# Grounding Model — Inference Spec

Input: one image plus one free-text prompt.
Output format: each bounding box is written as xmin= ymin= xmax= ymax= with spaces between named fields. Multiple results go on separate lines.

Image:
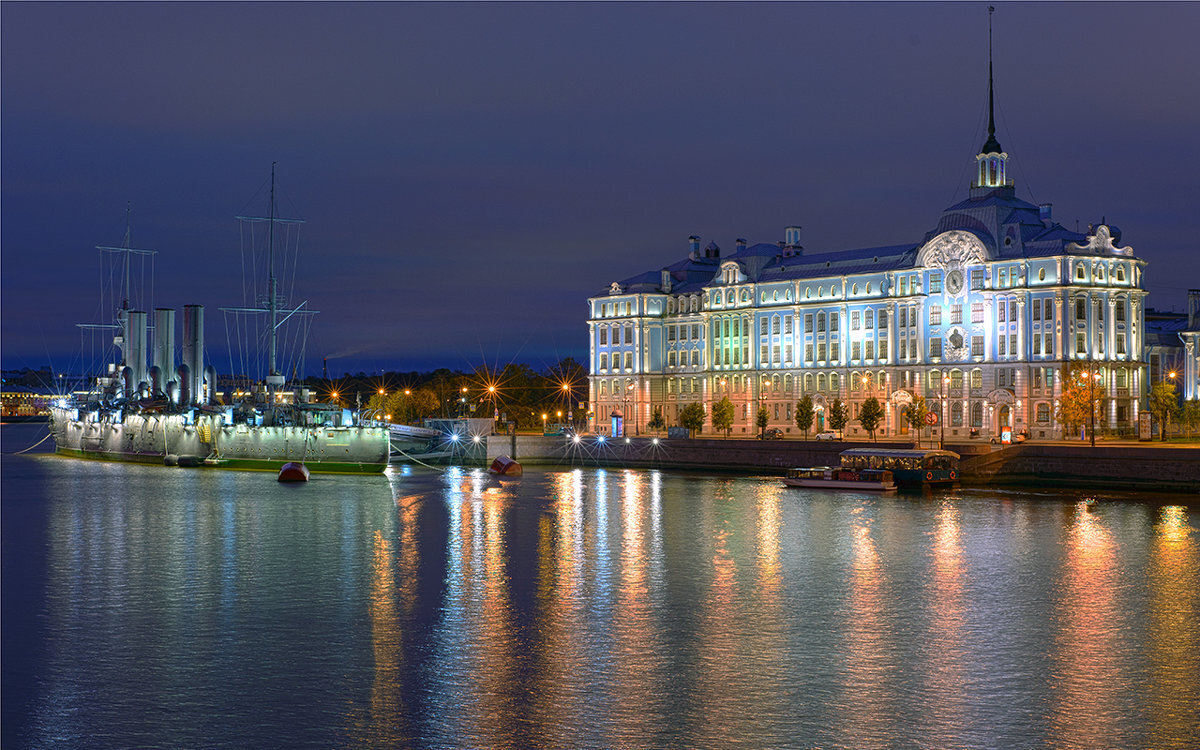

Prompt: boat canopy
xmin=839 ymin=448 xmax=960 ymax=471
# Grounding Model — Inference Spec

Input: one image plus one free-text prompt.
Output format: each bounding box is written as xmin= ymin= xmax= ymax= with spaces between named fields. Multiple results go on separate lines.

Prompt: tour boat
xmin=48 ymin=168 xmax=389 ymax=474
xmin=837 ymin=448 xmax=960 ymax=487
xmin=783 ymin=466 xmax=897 ymax=491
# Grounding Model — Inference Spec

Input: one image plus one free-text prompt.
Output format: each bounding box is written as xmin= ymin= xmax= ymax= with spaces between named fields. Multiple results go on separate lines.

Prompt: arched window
xmin=772 ymin=375 xmax=781 ymax=392
xmin=950 ymin=369 xmax=963 ymax=389
xmin=970 ymin=368 xmax=983 ymax=389
xmin=600 ymin=380 xmax=608 ymax=396
xmin=817 ymin=373 xmax=827 ymax=391
xmin=971 ymin=402 xmax=983 ymax=427
xmin=952 ymin=402 xmax=963 ymax=427
xmin=772 ymin=314 xmax=781 ymax=334
xmin=784 ymin=374 xmax=793 ymax=392
xmin=1116 ymin=267 xmax=1125 ymax=282
xmin=804 ymin=373 xmax=814 ymax=392
xmin=850 ymin=371 xmax=860 ymax=391
xmin=829 ymin=372 xmax=840 ymax=391
xmin=1076 ymin=264 xmax=1085 ymax=280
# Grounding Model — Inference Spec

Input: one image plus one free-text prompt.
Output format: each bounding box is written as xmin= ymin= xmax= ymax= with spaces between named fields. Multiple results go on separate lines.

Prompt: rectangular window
xmin=600 ymin=328 xmax=608 ymax=345
xmin=1046 ymin=369 xmax=1054 ymax=389
xmin=1044 ymin=333 xmax=1052 ymax=356
xmin=1009 ymin=300 xmax=1017 ymax=322
xmin=1117 ymin=368 xmax=1128 ymax=387
xmin=626 ymin=324 xmax=634 ymax=343
xmin=878 ymin=340 xmax=887 ymax=360
xmin=972 ymin=303 xmax=984 ymax=323
xmin=865 ymin=310 xmax=874 ymax=329
xmin=852 ymin=341 xmax=861 ymax=360
xmin=784 ymin=316 xmax=793 ymax=334
xmin=760 ymin=345 xmax=768 ymax=364
xmin=1034 ymin=335 xmax=1042 ymax=355
xmin=929 ymin=272 xmax=943 ymax=294
xmin=817 ymin=343 xmax=827 ymax=362
xmin=817 ymin=315 xmax=826 ymax=333
xmin=1010 ymin=334 xmax=1017 ymax=356
xmin=830 ymin=342 xmax=840 ymax=361
xmin=805 ymin=343 xmax=814 ymax=362
xmin=1076 ymin=332 xmax=1086 ymax=354
xmin=830 ymin=314 xmax=839 ymax=332
xmin=999 ymin=335 xmax=1007 ymax=356
xmin=1033 ymin=301 xmax=1041 ymax=321
xmin=772 ymin=317 xmax=780 ymax=334
xmin=1033 ymin=367 xmax=1043 ymax=388
xmin=998 ymin=368 xmax=1008 ymax=387
xmin=805 ymin=314 xmax=813 ymax=333
xmin=999 ymin=269 xmax=1007 ymax=288
xmin=879 ymin=310 xmax=888 ymax=329
xmin=851 ymin=311 xmax=861 ymax=330
xmin=1076 ymin=299 xmax=1086 ymax=320
xmin=785 ymin=344 xmax=793 ymax=363
xmin=1117 ymin=333 xmax=1126 ymax=355
xmin=971 ymin=269 xmax=984 ymax=290
xmin=761 ymin=318 xmax=769 ymax=335
xmin=900 ymin=276 xmax=909 ymax=295
xmin=970 ymin=369 xmax=983 ymax=389
xmin=930 ymin=307 xmax=942 ymax=326
xmin=866 ymin=341 xmax=876 ymax=360
xmin=667 ymin=327 xmax=676 ymax=342
xmin=898 ymin=307 xmax=907 ymax=328
xmin=972 ymin=335 xmax=983 ymax=357
xmin=1044 ymin=299 xmax=1054 ymax=321
xmin=900 ymin=339 xmax=907 ymax=359
xmin=1116 ymin=304 xmax=1125 ymax=323
xmin=999 ymin=303 xmax=1006 ymax=323
xmin=930 ymin=338 xmax=942 ymax=359
xmin=951 ymin=304 xmax=963 ymax=324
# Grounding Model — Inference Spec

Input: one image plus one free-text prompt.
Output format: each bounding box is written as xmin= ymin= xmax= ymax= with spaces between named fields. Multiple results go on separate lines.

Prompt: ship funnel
xmin=182 ymin=305 xmax=204 ymax=405
xmin=148 ymin=365 xmax=163 ymax=397
xmin=127 ymin=310 xmax=148 ymax=393
xmin=176 ymin=363 xmax=191 ymax=407
xmin=154 ymin=308 xmax=175 ymax=385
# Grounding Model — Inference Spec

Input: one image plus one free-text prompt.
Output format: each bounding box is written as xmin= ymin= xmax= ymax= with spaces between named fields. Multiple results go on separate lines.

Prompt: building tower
xmin=973 ymin=7 xmax=1009 ymax=191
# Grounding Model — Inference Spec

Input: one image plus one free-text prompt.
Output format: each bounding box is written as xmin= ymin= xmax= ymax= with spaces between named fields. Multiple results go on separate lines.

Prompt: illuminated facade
xmin=586 ymin=82 xmax=1152 ymax=440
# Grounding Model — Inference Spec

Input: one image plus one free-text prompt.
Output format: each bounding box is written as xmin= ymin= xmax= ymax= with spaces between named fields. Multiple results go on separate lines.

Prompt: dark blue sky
xmin=4 ymin=2 xmax=1198 ymax=378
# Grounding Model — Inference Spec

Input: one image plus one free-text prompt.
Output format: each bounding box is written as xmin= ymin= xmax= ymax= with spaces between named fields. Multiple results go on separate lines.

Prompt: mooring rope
xmin=10 ymin=431 xmax=54 ymax=454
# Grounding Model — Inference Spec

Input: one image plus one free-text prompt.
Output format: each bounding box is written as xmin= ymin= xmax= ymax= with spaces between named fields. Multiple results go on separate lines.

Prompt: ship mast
xmin=268 ymin=163 xmax=279 ymax=384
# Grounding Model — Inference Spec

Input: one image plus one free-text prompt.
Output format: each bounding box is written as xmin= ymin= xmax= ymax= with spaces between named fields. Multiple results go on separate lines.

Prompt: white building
xmin=587 ymin=68 xmax=1152 ymax=440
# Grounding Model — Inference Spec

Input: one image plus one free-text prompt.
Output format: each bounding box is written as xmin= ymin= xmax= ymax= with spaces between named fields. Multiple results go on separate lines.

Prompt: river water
xmin=3 ymin=423 xmax=1198 ymax=748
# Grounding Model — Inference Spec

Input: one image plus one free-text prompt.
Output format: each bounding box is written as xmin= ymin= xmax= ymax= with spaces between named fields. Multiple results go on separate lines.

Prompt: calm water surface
xmin=3 ymin=424 xmax=1198 ymax=748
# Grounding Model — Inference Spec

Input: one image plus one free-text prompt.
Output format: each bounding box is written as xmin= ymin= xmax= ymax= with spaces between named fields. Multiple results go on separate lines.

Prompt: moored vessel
xmin=49 ymin=169 xmax=388 ymax=473
xmin=783 ymin=465 xmax=897 ymax=491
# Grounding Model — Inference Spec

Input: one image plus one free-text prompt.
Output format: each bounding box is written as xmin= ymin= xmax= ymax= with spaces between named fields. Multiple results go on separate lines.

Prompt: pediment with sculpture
xmin=917 ymin=230 xmax=991 ymax=271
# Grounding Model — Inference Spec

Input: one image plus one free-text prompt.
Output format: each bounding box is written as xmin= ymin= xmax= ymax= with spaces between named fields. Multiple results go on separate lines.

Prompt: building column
xmin=915 ymin=302 xmax=925 ymax=364
xmin=888 ymin=301 xmax=898 ymax=365
xmin=1107 ymin=297 xmax=1117 ymax=362
xmin=1017 ymin=297 xmax=1027 ymax=361
xmin=983 ymin=292 xmax=995 ymax=361
xmin=1056 ymin=293 xmax=1066 ymax=361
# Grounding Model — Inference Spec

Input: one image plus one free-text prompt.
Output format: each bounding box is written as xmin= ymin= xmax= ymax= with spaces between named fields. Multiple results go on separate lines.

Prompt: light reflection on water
xmin=3 ymin=452 xmax=1199 ymax=748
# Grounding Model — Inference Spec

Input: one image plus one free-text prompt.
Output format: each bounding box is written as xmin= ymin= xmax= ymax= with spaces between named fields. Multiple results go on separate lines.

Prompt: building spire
xmin=981 ymin=6 xmax=1003 ymax=154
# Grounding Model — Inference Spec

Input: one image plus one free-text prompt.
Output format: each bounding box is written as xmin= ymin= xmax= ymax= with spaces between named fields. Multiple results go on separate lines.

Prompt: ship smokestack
xmin=127 ymin=310 xmax=148 ymax=394
xmin=154 ymin=308 xmax=175 ymax=387
xmin=182 ymin=305 xmax=204 ymax=406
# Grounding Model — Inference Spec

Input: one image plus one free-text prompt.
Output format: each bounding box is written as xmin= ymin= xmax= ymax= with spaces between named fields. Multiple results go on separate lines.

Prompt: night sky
xmin=3 ymin=2 xmax=1198 ymax=378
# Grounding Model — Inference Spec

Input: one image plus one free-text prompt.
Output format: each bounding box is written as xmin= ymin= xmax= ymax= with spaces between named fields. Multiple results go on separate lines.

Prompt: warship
xmin=49 ymin=168 xmax=389 ymax=473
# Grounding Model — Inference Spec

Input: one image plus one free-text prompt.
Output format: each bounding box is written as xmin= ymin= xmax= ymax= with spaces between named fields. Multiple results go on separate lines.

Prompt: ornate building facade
xmin=586 ymin=78 xmax=1153 ymax=440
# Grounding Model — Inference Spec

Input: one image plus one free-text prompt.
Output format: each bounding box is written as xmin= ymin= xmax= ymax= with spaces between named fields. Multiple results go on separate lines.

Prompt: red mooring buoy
xmin=278 ymin=462 xmax=310 ymax=482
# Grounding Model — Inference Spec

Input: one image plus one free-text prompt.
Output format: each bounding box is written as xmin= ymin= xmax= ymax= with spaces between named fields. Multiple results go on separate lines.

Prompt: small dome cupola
xmin=973 ymin=7 xmax=1010 ymax=190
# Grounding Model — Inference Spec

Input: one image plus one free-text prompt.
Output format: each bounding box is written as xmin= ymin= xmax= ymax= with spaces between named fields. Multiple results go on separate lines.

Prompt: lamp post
xmin=403 ymin=389 xmax=411 ymax=424
xmin=940 ymin=375 xmax=949 ymax=451
xmin=1089 ymin=366 xmax=1103 ymax=447
xmin=625 ymin=380 xmax=637 ymax=435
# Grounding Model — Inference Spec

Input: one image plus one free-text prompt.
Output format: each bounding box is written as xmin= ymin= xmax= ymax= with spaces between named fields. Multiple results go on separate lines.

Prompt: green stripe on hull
xmin=55 ymin=447 xmax=386 ymax=474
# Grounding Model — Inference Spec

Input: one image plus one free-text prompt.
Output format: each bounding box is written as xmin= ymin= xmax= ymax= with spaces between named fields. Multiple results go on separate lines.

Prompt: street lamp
xmin=940 ymin=375 xmax=949 ymax=451
xmin=1089 ymin=367 xmax=1103 ymax=447
xmin=541 ymin=412 xmax=548 ymax=435
xmin=626 ymin=380 xmax=638 ymax=435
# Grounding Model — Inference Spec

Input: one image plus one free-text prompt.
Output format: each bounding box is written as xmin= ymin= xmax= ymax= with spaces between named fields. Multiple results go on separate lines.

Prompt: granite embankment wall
xmin=483 ymin=434 xmax=1200 ymax=492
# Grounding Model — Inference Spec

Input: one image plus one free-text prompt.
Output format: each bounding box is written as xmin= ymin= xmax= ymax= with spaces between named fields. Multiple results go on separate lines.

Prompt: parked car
xmin=815 ymin=431 xmax=841 ymax=441
xmin=762 ymin=427 xmax=784 ymax=440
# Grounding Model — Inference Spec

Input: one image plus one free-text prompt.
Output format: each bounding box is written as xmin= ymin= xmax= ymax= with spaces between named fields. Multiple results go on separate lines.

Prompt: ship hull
xmin=50 ymin=408 xmax=389 ymax=474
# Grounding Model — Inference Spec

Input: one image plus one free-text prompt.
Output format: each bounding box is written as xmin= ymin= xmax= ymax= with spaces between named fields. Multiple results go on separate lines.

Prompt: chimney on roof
xmin=661 ymin=268 xmax=672 ymax=293
xmin=688 ymin=235 xmax=700 ymax=259
xmin=1039 ymin=203 xmax=1053 ymax=223
xmin=735 ymin=238 xmax=746 ymax=252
